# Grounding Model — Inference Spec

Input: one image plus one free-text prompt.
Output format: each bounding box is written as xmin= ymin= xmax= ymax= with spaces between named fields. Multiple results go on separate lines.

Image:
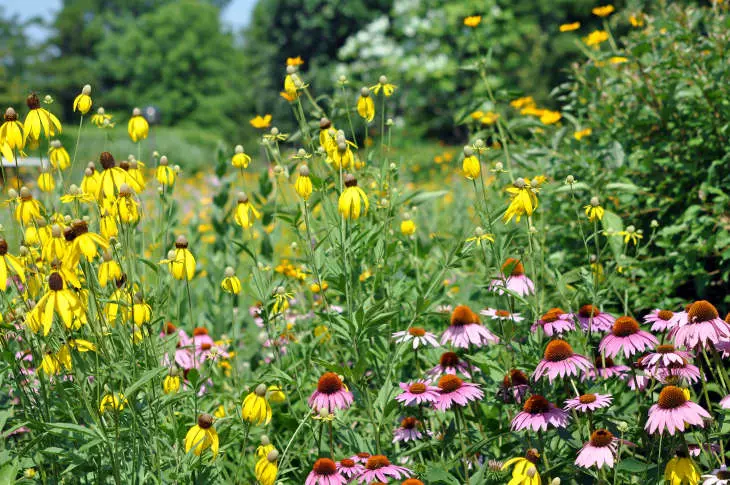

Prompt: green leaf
xmin=124 ymin=367 xmax=166 ymax=397
xmin=602 ymin=210 xmax=624 ymax=259
xmin=0 ymin=461 xmax=17 ymax=485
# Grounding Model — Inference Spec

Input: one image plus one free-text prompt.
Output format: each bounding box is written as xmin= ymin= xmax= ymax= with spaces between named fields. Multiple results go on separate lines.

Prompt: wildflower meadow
xmin=1 ymin=1 xmax=730 ymax=484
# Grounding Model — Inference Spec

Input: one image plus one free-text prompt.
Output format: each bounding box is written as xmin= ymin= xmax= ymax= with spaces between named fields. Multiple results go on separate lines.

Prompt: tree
xmin=0 ymin=7 xmax=43 ymax=108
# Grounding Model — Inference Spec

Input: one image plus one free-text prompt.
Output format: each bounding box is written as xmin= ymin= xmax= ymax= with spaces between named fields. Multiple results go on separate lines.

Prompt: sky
xmin=1 ymin=0 xmax=257 ymax=39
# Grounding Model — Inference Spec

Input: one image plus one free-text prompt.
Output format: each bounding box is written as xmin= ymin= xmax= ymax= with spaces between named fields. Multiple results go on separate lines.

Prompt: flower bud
xmin=379 ymin=75 xmax=388 ymax=84
xmin=132 ymin=107 xmax=141 ymax=116
xmin=255 ymin=384 xmax=267 ymax=396
xmin=565 ymin=175 xmax=575 ymax=184
xmin=360 ymin=87 xmax=370 ymax=97
xmin=82 ymin=84 xmax=91 ymax=95
xmin=463 ymin=146 xmax=474 ymax=157
xmin=224 ymin=266 xmax=235 ymax=277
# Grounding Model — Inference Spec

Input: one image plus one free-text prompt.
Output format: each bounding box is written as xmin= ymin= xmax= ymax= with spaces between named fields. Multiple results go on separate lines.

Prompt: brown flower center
xmin=408 ymin=327 xmax=426 ymax=337
xmin=400 ymin=417 xmax=419 ymax=429
xmin=666 ymin=360 xmax=688 ymax=370
xmin=451 ymin=305 xmax=478 ymax=326
xmin=523 ymin=395 xmax=551 ymax=414
xmin=502 ymin=257 xmax=524 ymax=276
xmin=656 ymin=344 xmax=675 ymax=354
xmin=503 ymin=369 xmax=528 ymax=387
xmin=579 ymin=394 xmax=597 ymax=404
xmin=99 ymin=151 xmax=116 ymax=170
xmin=356 ymin=452 xmax=370 ymax=459
xmin=495 ymin=310 xmax=511 ymax=318
xmin=657 ymin=386 xmax=687 ymax=409
xmin=408 ymin=383 xmax=427 ymax=394
xmin=439 ymin=352 xmax=460 ymax=368
xmin=197 ymin=414 xmax=213 ymax=429
xmin=438 ymin=374 xmax=463 ymax=393
xmin=589 ymin=429 xmax=614 ymax=447
xmin=541 ymin=308 xmax=565 ymax=323
xmin=544 ymin=339 xmax=574 ymax=362
xmin=72 ymin=220 xmax=89 ymax=236
xmin=687 ymin=300 xmax=719 ymax=323
xmin=612 ymin=316 xmax=640 ymax=337
xmin=0 ymin=239 xmax=7 ymax=256
xmin=525 ymin=448 xmax=540 ymax=464
xmin=4 ymin=107 xmax=17 ymax=122
xmin=717 ymin=471 xmax=730 ymax=479
xmin=193 ymin=327 xmax=209 ymax=336
xmin=365 ymin=455 xmax=391 ymax=470
xmin=165 ymin=322 xmax=177 ymax=334
xmin=200 ymin=342 xmax=212 ymax=351
xmin=579 ymin=305 xmax=600 ymax=318
xmin=657 ymin=310 xmax=674 ymax=321
xmin=312 ymin=458 xmax=337 ymax=476
xmin=317 ymin=372 xmax=343 ymax=394
xmin=26 ymin=93 xmax=40 ymax=110
xmin=402 ymin=480 xmax=425 ymax=485
xmin=340 ymin=459 xmax=355 ymax=468
xmin=48 ymin=272 xmax=63 ymax=291
xmin=594 ymin=356 xmax=615 ymax=368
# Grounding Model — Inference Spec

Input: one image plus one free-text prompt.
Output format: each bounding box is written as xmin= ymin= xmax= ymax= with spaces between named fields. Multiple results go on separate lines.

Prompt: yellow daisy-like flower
xmin=132 ymin=294 xmax=152 ymax=325
xmin=14 ymin=187 xmax=45 ymax=225
xmin=231 ymin=145 xmax=251 ymax=169
xmin=0 ymin=238 xmax=25 ymax=292
xmin=23 ymin=93 xmax=62 ymax=143
xmin=170 ymin=236 xmax=196 ymax=281
xmin=48 ymin=140 xmax=70 ymax=170
xmin=338 ymin=174 xmax=369 ymax=220
xmin=127 ymin=108 xmax=149 ymax=142
xmin=400 ymin=218 xmax=416 ymax=236
xmin=100 ymin=211 xmax=119 ymax=240
xmin=24 ymin=219 xmax=51 ymax=247
xmin=72 ymin=84 xmax=93 ymax=115
xmin=286 ymin=56 xmax=304 ymax=66
xmin=502 ymin=451 xmax=541 ymax=485
xmin=462 ymin=148 xmax=481 ymax=180
xmin=356 ymin=88 xmax=375 ymax=123
xmin=221 ymin=267 xmax=242 ymax=295
xmin=185 ymin=414 xmax=219 ymax=458
xmin=1 ymin=107 xmax=25 ymax=153
xmin=37 ymin=169 xmax=55 ymax=193
xmin=41 ymin=225 xmax=66 ymax=263
xmin=465 ymin=227 xmax=495 ymax=247
xmin=503 ymin=177 xmax=540 ymax=224
xmin=214 ymin=405 xmax=226 ymax=418
xmin=284 ymin=65 xmax=303 ymax=100
xmin=105 ymin=286 xmax=131 ymax=326
xmin=294 ymin=165 xmax=313 ymax=200
xmin=332 ymin=138 xmax=355 ymax=170
xmin=67 ymin=219 xmax=109 ymax=265
xmin=155 ymin=155 xmax=176 ymax=185
xmin=539 ymin=110 xmax=562 ymax=125
xmin=370 ymin=75 xmax=397 ymax=97
xmin=98 ymin=251 xmax=122 ymax=288
xmin=163 ymin=373 xmax=181 ymax=395
xmin=617 ymin=225 xmax=643 ymax=246
xmin=510 ymin=96 xmax=536 ymax=110
xmin=35 ymin=272 xmax=86 ymax=335
xmin=584 ymin=197 xmax=605 ymax=222
xmin=310 ymin=281 xmax=328 ymax=293
xmin=91 ymin=107 xmax=112 ymax=127
xmin=574 ymin=127 xmax=592 ymax=141
xmin=592 ymin=5 xmax=615 ymax=17
xmin=99 ymin=392 xmax=127 ymax=413
xmin=40 ymin=351 xmax=62 ymax=375
xmin=234 ymin=192 xmax=261 ymax=229
xmin=81 ymin=164 xmax=101 ymax=198
xmin=68 ymin=338 xmax=96 ymax=352
xmin=560 ymin=22 xmax=581 ymax=32
xmin=250 ymin=114 xmax=272 ymax=129
xmin=113 ymin=184 xmax=140 ymax=224
xmin=255 ymin=449 xmax=279 ymax=485
xmin=463 ymin=15 xmax=482 ymax=27
xmin=267 ymin=385 xmax=286 ymax=403
xmin=96 ymin=152 xmax=143 ymax=206
xmin=479 ymin=111 xmax=500 ymax=125
xmin=242 ymin=384 xmax=272 ymax=425
xmin=664 ymin=454 xmax=699 ymax=485
xmin=584 ymin=30 xmax=610 ymax=47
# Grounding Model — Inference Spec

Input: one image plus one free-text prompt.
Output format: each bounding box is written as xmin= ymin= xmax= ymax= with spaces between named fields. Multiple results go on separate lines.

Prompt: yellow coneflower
xmin=338 ymin=174 xmax=369 ymax=220
xmin=40 ymin=351 xmax=62 ymax=375
xmin=170 ymin=235 xmax=196 ymax=281
xmin=400 ymin=216 xmax=416 ymax=236
xmin=14 ymin=187 xmax=45 ymax=225
xmin=0 ymin=239 xmax=25 ymax=292
xmin=37 ymin=168 xmax=55 ymax=193
xmin=1 ymin=107 xmax=25 ymax=154
xmin=35 ymin=272 xmax=85 ymax=334
xmin=68 ymin=338 xmax=96 ymax=352
xmin=560 ymin=22 xmax=581 ymax=32
xmin=91 ymin=107 xmax=111 ymax=127
xmin=99 ymin=392 xmax=127 ymax=413
xmin=113 ymin=184 xmax=140 ymax=224
xmin=255 ymin=449 xmax=279 ymax=485
xmin=464 ymin=15 xmax=482 ymax=27
xmin=617 ymin=225 xmax=643 ymax=246
xmin=72 ymin=84 xmax=93 ymax=115
xmin=100 ymin=210 xmax=119 ymax=240
xmin=503 ymin=177 xmax=540 ymax=223
xmin=332 ymin=136 xmax=355 ymax=170
xmin=155 ymin=155 xmax=176 ymax=186
xmin=81 ymin=163 xmax=101 ymax=198
xmin=574 ymin=128 xmax=592 ymax=141
xmin=502 ymin=449 xmax=541 ymax=485
xmin=465 ymin=226 xmax=495 ymax=247
xmin=584 ymin=197 xmax=605 ymax=222
xmin=234 ymin=192 xmax=261 ymax=229
xmin=48 ymin=140 xmax=70 ymax=170
xmin=67 ymin=219 xmax=109 ymax=264
xmin=41 ymin=224 xmax=66 ymax=263
xmin=23 ymin=93 xmax=62 ymax=143
xmin=370 ymin=75 xmax=397 ymax=97
xmin=60 ymin=184 xmax=95 ymax=205
xmin=221 ymin=267 xmax=242 ymax=295
xmin=214 ymin=405 xmax=226 ymax=418
xmin=592 ymin=5 xmax=615 ymax=17
xmin=24 ymin=218 xmax=51 ymax=247
xmin=231 ymin=145 xmax=251 ymax=169
xmin=664 ymin=452 xmax=699 ymax=484
xmin=250 ymin=114 xmax=272 ymax=129
xmin=125 ymin=156 xmax=146 ymax=190
xmin=127 ymin=108 xmax=149 ymax=142
xmin=105 ymin=279 xmax=131 ymax=325
xmin=163 ymin=371 xmax=181 ymax=394
xmin=462 ymin=146 xmax=480 ymax=180
xmin=318 ymin=118 xmax=337 ymax=154
xmin=284 ymin=65 xmax=302 ymax=100
xmin=267 ymin=385 xmax=286 ymax=403
xmin=242 ymin=384 xmax=272 ymax=425
xmin=294 ymin=165 xmax=313 ymax=200
xmin=256 ymin=437 xmax=274 ymax=458
xmin=132 ymin=293 xmax=152 ymax=325
xmin=98 ymin=250 xmax=122 ymax=288
xmin=356 ymin=87 xmax=375 ymax=123
xmin=185 ymin=414 xmax=219 ymax=458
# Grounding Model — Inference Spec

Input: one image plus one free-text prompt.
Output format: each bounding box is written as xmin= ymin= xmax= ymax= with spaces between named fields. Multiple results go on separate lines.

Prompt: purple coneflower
xmin=599 ymin=316 xmax=658 ymax=358
xmin=305 ymin=458 xmax=347 ymax=485
xmin=441 ymin=305 xmax=499 ymax=348
xmin=511 ymin=395 xmax=570 ymax=432
xmin=644 ymin=309 xmax=679 ymax=332
xmin=582 ymin=356 xmax=630 ymax=381
xmin=337 ymin=458 xmax=364 ymax=480
xmin=640 ymin=344 xmax=693 ymax=369
xmin=392 ymin=326 xmax=440 ymax=349
xmin=531 ymin=308 xmax=575 ymax=337
xmin=670 ymin=300 xmax=730 ymax=350
xmin=480 ymin=308 xmax=524 ymax=323
xmin=392 ymin=417 xmax=424 ymax=443
xmin=645 ymin=385 xmax=710 ymax=435
xmin=357 ymin=455 xmax=411 ymax=483
xmin=498 ymin=369 xmax=530 ymax=403
xmin=702 ymin=465 xmax=730 ymax=484
xmin=308 ymin=372 xmax=354 ymax=413
xmin=489 ymin=258 xmax=535 ymax=296
xmin=656 ymin=360 xmax=701 ymax=385
xmin=575 ymin=429 xmax=620 ymax=469
xmin=565 ymin=393 xmax=613 ymax=413
xmin=574 ymin=304 xmax=615 ymax=332
xmin=434 ymin=375 xmax=483 ymax=411
xmin=533 ymin=339 xmax=593 ymax=383
xmin=427 ymin=351 xmax=476 ymax=378
xmin=349 ymin=452 xmax=371 ymax=464
xmin=395 ymin=381 xmax=439 ymax=406
xmin=719 ymin=394 xmax=730 ymax=409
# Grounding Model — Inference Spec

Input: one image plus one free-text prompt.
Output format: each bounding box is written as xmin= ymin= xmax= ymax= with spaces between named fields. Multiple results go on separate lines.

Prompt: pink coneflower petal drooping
xmin=337 ymin=458 xmax=365 ymax=480
xmin=574 ymin=304 xmax=615 ymax=332
xmin=639 ymin=344 xmax=693 ymax=370
xmin=498 ymin=369 xmax=531 ymax=404
xmin=702 ymin=465 xmax=730 ymax=484
xmin=531 ymin=308 xmax=575 ymax=337
xmin=357 ymin=455 xmax=411 ymax=483
xmin=599 ymin=316 xmax=658 ymax=358
xmin=565 ymin=393 xmax=613 ymax=413
xmin=480 ymin=308 xmax=524 ymax=323
xmin=644 ymin=309 xmax=680 ymax=332
xmin=670 ymin=300 xmax=730 ymax=350
xmin=392 ymin=326 xmax=440 ymax=349
xmin=645 ymin=385 xmax=710 ymax=435
xmin=721 ymin=395 xmax=730 ymax=410
xmin=575 ymin=429 xmax=620 ymax=469
xmin=533 ymin=339 xmax=593 ymax=383
xmin=427 ymin=351 xmax=477 ymax=378
xmin=441 ymin=305 xmax=499 ymax=348
xmin=434 ymin=375 xmax=483 ymax=411
xmin=511 ymin=395 xmax=570 ymax=432
xmin=305 ymin=458 xmax=347 ymax=485
xmin=392 ymin=417 xmax=424 ymax=443
xmin=489 ymin=258 xmax=535 ymax=296
xmin=582 ymin=356 xmax=630 ymax=381
xmin=395 ymin=381 xmax=439 ymax=407
xmin=308 ymin=372 xmax=354 ymax=413
xmin=655 ymin=360 xmax=701 ymax=385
